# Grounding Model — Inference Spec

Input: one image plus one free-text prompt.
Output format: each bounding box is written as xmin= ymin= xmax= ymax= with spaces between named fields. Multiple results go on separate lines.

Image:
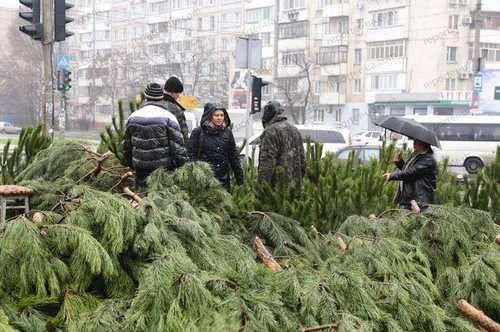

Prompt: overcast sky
xmin=0 ymin=0 xmax=16 ymax=8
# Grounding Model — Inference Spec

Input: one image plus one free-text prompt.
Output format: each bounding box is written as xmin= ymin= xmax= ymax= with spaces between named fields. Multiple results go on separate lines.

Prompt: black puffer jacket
xmin=123 ymin=101 xmax=188 ymax=186
xmin=390 ymin=152 xmax=438 ymax=208
xmin=187 ymin=104 xmax=244 ymax=191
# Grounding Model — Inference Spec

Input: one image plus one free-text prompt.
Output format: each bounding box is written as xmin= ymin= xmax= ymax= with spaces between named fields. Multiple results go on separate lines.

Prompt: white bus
xmin=407 ymin=115 xmax=500 ymax=174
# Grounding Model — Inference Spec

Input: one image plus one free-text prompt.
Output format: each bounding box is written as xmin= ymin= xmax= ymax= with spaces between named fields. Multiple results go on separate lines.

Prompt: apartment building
xmin=67 ymin=0 xmax=500 ymax=130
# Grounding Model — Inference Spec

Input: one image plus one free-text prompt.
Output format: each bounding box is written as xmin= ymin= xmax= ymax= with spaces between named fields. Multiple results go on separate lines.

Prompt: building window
xmin=354 ymin=48 xmax=362 ymax=65
xmin=368 ymin=40 xmax=406 ymax=60
xmin=414 ymin=107 xmax=427 ymax=115
xmin=282 ymin=50 xmax=306 ymax=66
xmin=446 ymin=78 xmax=457 ymax=90
xmin=279 ymin=21 xmax=308 ymax=39
xmin=371 ymin=9 xmax=399 ymax=28
xmin=356 ymin=18 xmax=363 ymax=32
xmin=354 ymin=79 xmax=362 ymax=93
xmin=449 ymin=15 xmax=459 ymax=30
xmin=317 ymin=46 xmax=348 ymax=65
xmin=222 ymin=11 xmax=240 ymax=29
xmin=283 ymin=0 xmax=305 ymax=10
xmin=447 ymin=47 xmax=458 ymax=63
xmin=314 ymin=109 xmax=325 ymax=124
xmin=260 ymin=32 xmax=272 ymax=46
xmin=352 ymin=108 xmax=360 ymax=125
xmin=246 ymin=6 xmax=272 ymax=23
xmin=278 ymin=78 xmax=300 ymax=93
xmin=329 ymin=17 xmax=349 ymax=34
xmin=328 ymin=75 xmax=343 ymax=93
xmin=315 ymin=81 xmax=322 ymax=94
xmin=480 ymin=43 xmax=500 ymax=62
xmin=335 ymin=108 xmax=341 ymax=122
xmin=390 ymin=107 xmax=406 ymax=116
xmin=371 ymin=74 xmax=398 ymax=90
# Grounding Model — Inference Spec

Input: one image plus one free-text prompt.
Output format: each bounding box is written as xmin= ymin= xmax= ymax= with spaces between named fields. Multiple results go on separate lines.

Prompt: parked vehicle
xmin=336 ymin=145 xmax=381 ymax=164
xmin=242 ymin=125 xmax=352 ymax=164
xmin=405 ymin=115 xmax=500 ymax=174
xmin=0 ymin=122 xmax=22 ymax=135
xmin=352 ymin=130 xmax=382 ymax=145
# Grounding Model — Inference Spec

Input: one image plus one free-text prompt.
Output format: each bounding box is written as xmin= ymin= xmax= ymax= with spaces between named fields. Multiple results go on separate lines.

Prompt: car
xmin=352 ymin=131 xmax=382 ymax=145
xmin=336 ymin=145 xmax=381 ymax=164
xmin=0 ymin=122 xmax=22 ymax=135
xmin=241 ymin=125 xmax=352 ymax=165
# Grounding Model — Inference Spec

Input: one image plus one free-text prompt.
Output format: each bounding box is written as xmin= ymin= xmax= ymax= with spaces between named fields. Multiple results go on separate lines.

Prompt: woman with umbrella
xmin=379 ymin=117 xmax=440 ymax=213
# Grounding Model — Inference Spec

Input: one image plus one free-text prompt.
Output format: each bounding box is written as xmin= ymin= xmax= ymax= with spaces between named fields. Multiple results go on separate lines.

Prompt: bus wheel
xmin=464 ymin=157 xmax=484 ymax=175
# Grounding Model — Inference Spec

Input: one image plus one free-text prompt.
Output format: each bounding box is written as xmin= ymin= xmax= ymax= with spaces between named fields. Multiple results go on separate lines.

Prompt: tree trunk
xmin=457 ymin=299 xmax=500 ymax=332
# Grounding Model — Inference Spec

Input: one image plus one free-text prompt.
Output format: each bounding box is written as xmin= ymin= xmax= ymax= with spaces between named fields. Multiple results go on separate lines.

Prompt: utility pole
xmin=471 ymin=0 xmax=482 ymax=113
xmin=42 ymin=0 xmax=54 ymax=129
xmin=92 ymin=0 xmax=96 ymax=126
xmin=272 ymin=0 xmax=279 ymax=99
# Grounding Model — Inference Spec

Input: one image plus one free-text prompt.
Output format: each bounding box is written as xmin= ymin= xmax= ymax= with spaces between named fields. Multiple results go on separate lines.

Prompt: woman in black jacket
xmin=384 ymin=139 xmax=438 ymax=213
xmin=188 ymin=103 xmax=244 ymax=191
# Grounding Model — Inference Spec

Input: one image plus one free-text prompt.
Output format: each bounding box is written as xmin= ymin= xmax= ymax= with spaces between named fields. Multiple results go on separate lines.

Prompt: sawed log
xmin=253 ymin=236 xmax=282 ymax=271
xmin=457 ymin=299 xmax=500 ymax=332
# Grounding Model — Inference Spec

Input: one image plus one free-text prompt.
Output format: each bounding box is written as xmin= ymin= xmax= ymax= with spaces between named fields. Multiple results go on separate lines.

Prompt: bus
xmin=407 ymin=115 xmax=500 ymax=174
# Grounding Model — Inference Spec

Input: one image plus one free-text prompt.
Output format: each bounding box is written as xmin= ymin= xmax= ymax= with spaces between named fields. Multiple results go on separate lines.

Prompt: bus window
xmin=435 ymin=124 xmax=474 ymax=141
xmin=474 ymin=125 xmax=500 ymax=141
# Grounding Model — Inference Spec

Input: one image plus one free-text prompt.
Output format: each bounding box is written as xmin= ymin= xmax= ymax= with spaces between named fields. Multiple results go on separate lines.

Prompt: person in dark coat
xmin=187 ymin=103 xmax=244 ymax=191
xmin=164 ymin=76 xmax=189 ymax=143
xmin=384 ymin=139 xmax=438 ymax=212
xmin=123 ymin=83 xmax=188 ymax=188
xmin=257 ymin=101 xmax=306 ymax=192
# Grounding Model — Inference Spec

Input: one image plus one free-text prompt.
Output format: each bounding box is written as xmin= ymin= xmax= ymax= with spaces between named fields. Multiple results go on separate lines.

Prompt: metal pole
xmin=42 ymin=0 xmax=54 ymax=130
xmin=92 ymin=0 xmax=96 ymax=126
xmin=271 ymin=0 xmax=279 ymax=99
xmin=471 ymin=0 xmax=482 ymax=112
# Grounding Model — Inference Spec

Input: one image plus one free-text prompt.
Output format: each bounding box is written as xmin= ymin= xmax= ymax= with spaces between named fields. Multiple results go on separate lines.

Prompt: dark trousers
xmin=135 ymin=169 xmax=153 ymax=188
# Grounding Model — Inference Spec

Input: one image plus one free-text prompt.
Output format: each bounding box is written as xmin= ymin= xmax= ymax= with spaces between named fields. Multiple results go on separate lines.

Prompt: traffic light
xmin=63 ymin=69 xmax=72 ymax=91
xmin=54 ymin=0 xmax=74 ymax=42
xmin=250 ymin=75 xmax=270 ymax=114
xmin=19 ymin=0 xmax=42 ymax=40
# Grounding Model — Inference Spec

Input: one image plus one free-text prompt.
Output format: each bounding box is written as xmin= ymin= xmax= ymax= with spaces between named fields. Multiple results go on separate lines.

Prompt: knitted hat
xmin=164 ymin=76 xmax=184 ymax=94
xmin=144 ymin=83 xmax=164 ymax=101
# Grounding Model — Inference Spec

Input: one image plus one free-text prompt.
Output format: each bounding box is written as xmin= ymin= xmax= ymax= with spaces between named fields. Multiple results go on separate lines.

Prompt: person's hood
xmin=200 ymin=103 xmax=231 ymax=127
xmin=262 ymin=101 xmax=286 ymax=127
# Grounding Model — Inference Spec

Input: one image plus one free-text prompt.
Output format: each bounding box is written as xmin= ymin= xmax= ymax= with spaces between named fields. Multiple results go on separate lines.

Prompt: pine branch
xmin=299 ymin=323 xmax=338 ymax=332
xmin=457 ymin=299 xmax=500 ymax=332
xmin=78 ymin=151 xmax=113 ymax=183
xmin=110 ymin=171 xmax=134 ymax=191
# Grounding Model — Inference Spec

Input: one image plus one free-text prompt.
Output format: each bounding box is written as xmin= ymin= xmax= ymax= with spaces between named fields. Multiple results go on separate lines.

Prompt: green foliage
xmin=100 ymin=96 xmax=143 ymax=164
xmin=0 ymin=125 xmax=52 ymax=184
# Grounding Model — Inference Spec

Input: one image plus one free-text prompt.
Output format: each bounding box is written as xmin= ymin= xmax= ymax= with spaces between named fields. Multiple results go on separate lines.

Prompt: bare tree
xmin=275 ymin=56 xmax=314 ymax=124
xmin=0 ymin=21 xmax=43 ymax=126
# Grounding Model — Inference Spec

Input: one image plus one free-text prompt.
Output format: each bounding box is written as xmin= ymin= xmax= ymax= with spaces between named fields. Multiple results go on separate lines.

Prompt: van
xmin=242 ymin=125 xmax=352 ymax=164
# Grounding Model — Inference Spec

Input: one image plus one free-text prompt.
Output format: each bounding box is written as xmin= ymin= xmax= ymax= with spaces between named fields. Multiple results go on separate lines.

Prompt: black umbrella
xmin=377 ymin=117 xmax=441 ymax=149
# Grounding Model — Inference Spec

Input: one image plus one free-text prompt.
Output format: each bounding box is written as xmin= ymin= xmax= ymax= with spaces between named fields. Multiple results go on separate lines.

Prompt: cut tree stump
xmin=457 ymin=299 xmax=500 ymax=332
xmin=410 ymin=200 xmax=421 ymax=214
xmin=335 ymin=236 xmax=347 ymax=252
xmin=253 ymin=236 xmax=282 ymax=271
xmin=123 ymin=187 xmax=143 ymax=205
xmin=495 ymin=235 xmax=500 ymax=245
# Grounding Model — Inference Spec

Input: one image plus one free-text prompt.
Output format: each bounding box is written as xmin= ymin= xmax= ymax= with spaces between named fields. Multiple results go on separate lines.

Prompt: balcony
xmin=319 ymin=92 xmax=346 ymax=105
xmin=365 ymin=58 xmax=406 ymax=74
xmin=321 ymin=33 xmax=349 ymax=47
xmin=366 ymin=25 xmax=408 ymax=42
xmin=480 ymin=29 xmax=500 ymax=44
xmin=319 ymin=63 xmax=348 ymax=77
xmin=278 ymin=65 xmax=304 ymax=78
xmin=323 ymin=4 xmax=351 ymax=18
